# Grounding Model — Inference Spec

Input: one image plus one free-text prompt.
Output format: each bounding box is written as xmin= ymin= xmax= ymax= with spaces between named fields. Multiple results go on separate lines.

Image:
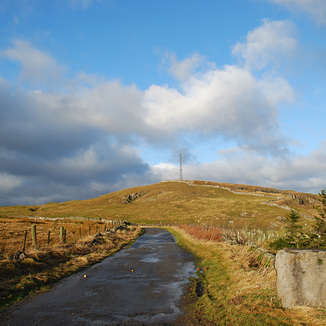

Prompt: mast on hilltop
xmin=179 ymin=152 xmax=183 ymax=180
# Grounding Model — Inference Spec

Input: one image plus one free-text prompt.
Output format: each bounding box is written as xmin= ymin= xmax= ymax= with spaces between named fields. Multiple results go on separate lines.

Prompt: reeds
xmin=179 ymin=224 xmax=223 ymax=242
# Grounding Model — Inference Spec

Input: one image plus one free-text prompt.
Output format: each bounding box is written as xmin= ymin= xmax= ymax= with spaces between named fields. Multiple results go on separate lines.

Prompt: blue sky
xmin=1 ymin=0 xmax=326 ymax=205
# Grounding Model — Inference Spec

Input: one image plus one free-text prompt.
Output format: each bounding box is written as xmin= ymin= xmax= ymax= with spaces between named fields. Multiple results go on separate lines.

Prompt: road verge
xmin=168 ymin=226 xmax=326 ymax=325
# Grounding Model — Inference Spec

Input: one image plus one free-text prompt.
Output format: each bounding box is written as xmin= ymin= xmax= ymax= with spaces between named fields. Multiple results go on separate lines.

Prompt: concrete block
xmin=275 ymin=249 xmax=326 ymax=308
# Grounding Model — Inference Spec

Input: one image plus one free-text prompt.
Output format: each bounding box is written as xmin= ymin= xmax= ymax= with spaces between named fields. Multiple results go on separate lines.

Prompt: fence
xmin=221 ymin=228 xmax=282 ymax=247
xmin=0 ymin=217 xmax=126 ymax=258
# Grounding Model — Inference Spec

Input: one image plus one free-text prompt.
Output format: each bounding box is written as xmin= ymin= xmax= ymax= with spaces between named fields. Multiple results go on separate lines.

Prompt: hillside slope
xmin=0 ymin=180 xmax=320 ymax=230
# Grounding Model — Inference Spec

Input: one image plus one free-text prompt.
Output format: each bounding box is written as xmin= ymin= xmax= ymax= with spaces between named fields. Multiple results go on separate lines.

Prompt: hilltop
xmin=0 ymin=180 xmax=320 ymax=230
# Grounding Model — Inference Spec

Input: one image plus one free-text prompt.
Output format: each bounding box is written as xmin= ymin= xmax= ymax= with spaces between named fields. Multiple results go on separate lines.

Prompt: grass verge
xmin=169 ymin=226 xmax=326 ymax=326
xmin=0 ymin=225 xmax=143 ymax=308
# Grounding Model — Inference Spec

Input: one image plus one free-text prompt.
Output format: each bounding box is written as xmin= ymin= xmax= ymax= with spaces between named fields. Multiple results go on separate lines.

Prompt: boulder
xmin=275 ymin=249 xmax=326 ymax=308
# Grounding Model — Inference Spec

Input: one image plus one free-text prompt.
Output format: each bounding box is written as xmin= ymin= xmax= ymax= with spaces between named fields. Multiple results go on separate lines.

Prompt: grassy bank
xmin=169 ymin=226 xmax=326 ymax=326
xmin=0 ymin=225 xmax=142 ymax=308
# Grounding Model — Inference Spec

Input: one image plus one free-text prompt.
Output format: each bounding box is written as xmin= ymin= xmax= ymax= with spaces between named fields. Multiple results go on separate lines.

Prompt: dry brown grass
xmin=0 ymin=216 xmax=114 ymax=259
xmin=0 ymin=220 xmax=142 ymax=308
xmin=179 ymin=224 xmax=223 ymax=242
xmin=286 ymin=306 xmax=326 ymax=326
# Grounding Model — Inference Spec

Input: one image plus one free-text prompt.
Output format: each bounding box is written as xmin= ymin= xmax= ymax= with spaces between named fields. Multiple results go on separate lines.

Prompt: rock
xmin=125 ymin=192 xmax=147 ymax=204
xmin=275 ymin=249 xmax=326 ymax=308
xmin=11 ymin=251 xmax=28 ymax=261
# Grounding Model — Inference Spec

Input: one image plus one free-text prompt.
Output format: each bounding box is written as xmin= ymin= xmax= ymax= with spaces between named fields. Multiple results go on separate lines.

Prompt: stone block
xmin=275 ymin=249 xmax=326 ymax=308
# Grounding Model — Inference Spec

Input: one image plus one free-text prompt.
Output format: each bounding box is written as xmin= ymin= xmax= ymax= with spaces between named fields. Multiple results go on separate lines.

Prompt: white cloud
xmin=1 ymin=39 xmax=66 ymax=87
xmin=153 ymin=144 xmax=326 ymax=194
xmin=0 ymin=31 xmax=296 ymax=157
xmin=257 ymin=75 xmax=296 ymax=106
xmin=232 ymin=19 xmax=297 ymax=70
xmin=270 ymin=0 xmax=326 ymax=25
xmin=30 ymin=80 xmax=147 ymax=136
xmin=144 ymin=19 xmax=297 ymax=154
xmin=152 ymin=163 xmax=178 ymax=181
xmin=144 ymin=64 xmax=294 ymax=154
xmin=162 ymin=52 xmax=210 ymax=82
xmin=0 ymin=173 xmax=22 ymax=194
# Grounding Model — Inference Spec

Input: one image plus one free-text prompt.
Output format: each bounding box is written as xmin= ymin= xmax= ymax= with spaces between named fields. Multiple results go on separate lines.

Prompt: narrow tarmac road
xmin=1 ymin=228 xmax=196 ymax=326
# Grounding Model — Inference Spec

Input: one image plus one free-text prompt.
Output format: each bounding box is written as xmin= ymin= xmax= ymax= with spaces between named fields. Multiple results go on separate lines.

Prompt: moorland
xmin=0 ymin=180 xmax=325 ymax=325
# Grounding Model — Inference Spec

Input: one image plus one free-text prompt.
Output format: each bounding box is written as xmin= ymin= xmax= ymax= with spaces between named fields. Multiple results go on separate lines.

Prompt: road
xmin=1 ymin=228 xmax=195 ymax=326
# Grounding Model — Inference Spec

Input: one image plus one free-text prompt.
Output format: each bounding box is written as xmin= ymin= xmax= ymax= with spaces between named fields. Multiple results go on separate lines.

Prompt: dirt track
xmin=1 ymin=228 xmax=195 ymax=325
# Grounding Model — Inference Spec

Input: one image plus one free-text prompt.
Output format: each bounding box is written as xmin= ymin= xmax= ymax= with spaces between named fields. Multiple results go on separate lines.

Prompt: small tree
xmin=270 ymin=190 xmax=326 ymax=250
xmin=310 ymin=189 xmax=326 ymax=248
xmin=269 ymin=210 xmax=304 ymax=250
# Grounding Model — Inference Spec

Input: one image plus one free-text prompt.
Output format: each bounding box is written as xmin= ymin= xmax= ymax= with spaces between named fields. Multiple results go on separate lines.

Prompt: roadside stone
xmin=275 ymin=249 xmax=326 ymax=308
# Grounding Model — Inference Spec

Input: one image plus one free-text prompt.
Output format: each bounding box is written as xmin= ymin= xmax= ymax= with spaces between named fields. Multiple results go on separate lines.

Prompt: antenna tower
xmin=179 ymin=152 xmax=183 ymax=180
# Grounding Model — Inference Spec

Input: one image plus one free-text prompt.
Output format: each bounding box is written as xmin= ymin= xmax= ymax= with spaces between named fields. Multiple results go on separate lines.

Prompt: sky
xmin=1 ymin=0 xmax=326 ymax=205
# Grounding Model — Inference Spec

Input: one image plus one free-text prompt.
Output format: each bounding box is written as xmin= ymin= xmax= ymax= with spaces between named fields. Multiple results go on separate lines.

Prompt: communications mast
xmin=179 ymin=152 xmax=183 ymax=180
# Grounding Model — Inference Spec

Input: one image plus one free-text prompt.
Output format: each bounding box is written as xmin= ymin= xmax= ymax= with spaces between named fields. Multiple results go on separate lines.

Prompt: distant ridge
xmin=0 ymin=180 xmax=319 ymax=230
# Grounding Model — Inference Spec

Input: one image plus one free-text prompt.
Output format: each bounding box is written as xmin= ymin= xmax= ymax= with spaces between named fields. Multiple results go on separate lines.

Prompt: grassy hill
xmin=1 ymin=180 xmax=325 ymax=324
xmin=0 ymin=180 xmax=320 ymax=230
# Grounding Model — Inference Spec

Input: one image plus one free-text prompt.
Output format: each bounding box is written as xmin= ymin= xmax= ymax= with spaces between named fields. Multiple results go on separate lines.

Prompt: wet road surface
xmin=1 ymin=228 xmax=195 ymax=325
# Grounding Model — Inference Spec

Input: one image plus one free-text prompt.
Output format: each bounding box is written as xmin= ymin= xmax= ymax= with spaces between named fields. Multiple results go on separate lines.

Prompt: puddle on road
xmin=140 ymin=252 xmax=160 ymax=263
xmin=141 ymin=256 xmax=160 ymax=263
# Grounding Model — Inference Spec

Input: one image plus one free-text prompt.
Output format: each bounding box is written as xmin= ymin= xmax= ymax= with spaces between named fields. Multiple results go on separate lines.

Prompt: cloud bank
xmin=0 ymin=18 xmax=324 ymax=205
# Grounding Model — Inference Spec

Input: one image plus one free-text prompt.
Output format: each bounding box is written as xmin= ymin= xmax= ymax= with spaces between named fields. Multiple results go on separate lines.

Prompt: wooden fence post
xmin=31 ymin=225 xmax=37 ymax=248
xmin=60 ymin=226 xmax=65 ymax=243
xmin=22 ymin=230 xmax=27 ymax=252
xmin=79 ymin=227 xmax=82 ymax=239
xmin=47 ymin=230 xmax=51 ymax=247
